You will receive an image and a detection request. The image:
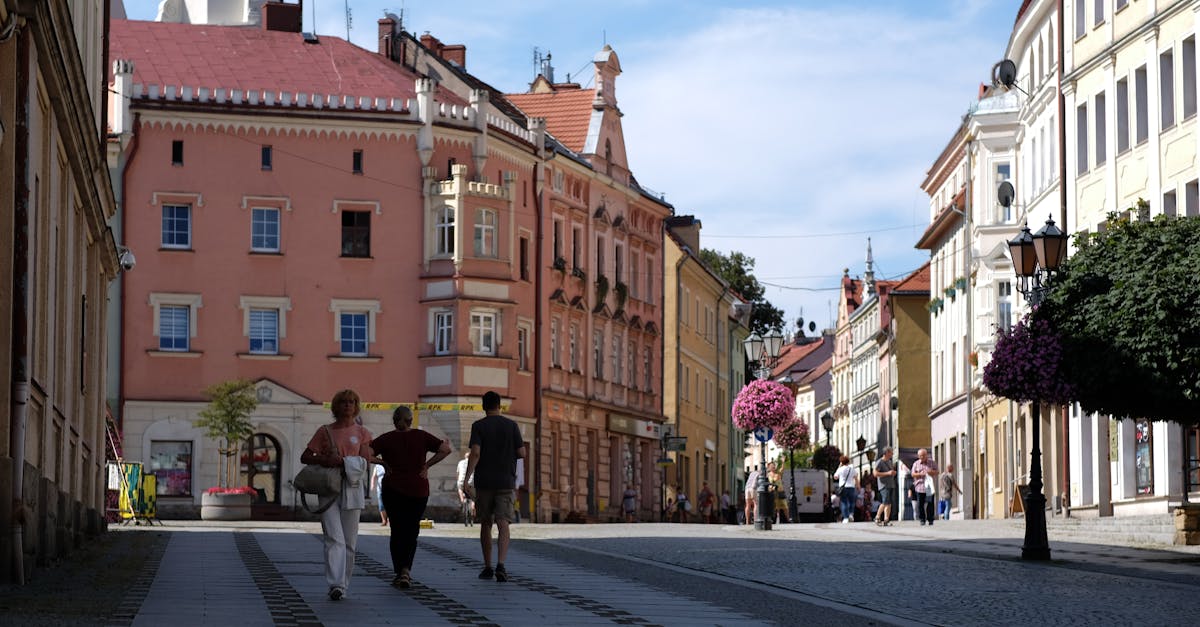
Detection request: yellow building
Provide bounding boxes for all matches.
[1,0,121,582]
[664,216,749,514]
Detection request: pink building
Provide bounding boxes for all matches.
[108,7,668,521]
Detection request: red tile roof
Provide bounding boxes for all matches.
[110,19,463,105]
[770,337,827,379]
[892,262,931,293]
[505,88,596,153]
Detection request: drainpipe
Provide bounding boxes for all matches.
[8,14,31,586]
[713,287,727,494]
[530,121,548,523]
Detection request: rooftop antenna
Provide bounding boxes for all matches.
[344,0,352,41]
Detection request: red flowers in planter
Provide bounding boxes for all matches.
[204,486,259,496]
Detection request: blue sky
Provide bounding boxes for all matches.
[122,0,1019,331]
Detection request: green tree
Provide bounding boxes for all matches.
[194,379,258,488]
[698,249,785,336]
[1035,207,1200,425]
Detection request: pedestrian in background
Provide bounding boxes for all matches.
[301,389,373,601]
[938,463,962,520]
[371,463,388,527]
[911,448,939,526]
[873,447,898,526]
[370,406,451,589]
[462,391,526,583]
[720,490,734,524]
[674,485,691,522]
[698,481,715,523]
[622,483,638,522]
[456,452,475,526]
[744,466,759,524]
[833,455,857,523]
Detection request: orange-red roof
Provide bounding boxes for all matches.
[770,336,827,379]
[892,262,931,293]
[505,88,596,153]
[110,19,461,105]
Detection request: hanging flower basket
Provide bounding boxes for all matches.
[775,418,810,450]
[732,380,795,432]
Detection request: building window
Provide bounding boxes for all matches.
[517,326,529,371]
[576,223,585,266]
[435,206,454,256]
[612,335,623,385]
[161,204,191,249]
[997,281,1013,333]
[1076,103,1089,174]
[341,210,370,257]
[261,145,272,170]
[330,299,380,357]
[171,140,184,166]
[352,149,363,174]
[251,207,280,252]
[1093,0,1104,26]
[474,208,497,257]
[340,313,368,355]
[1117,77,1130,153]
[593,330,604,378]
[995,163,1012,222]
[434,311,453,355]
[1164,190,1178,218]
[1184,37,1197,119]
[552,219,563,261]
[628,340,636,389]
[569,322,579,371]
[1094,91,1106,166]
[614,242,624,284]
[1135,65,1149,144]
[643,346,651,392]
[148,440,193,496]
[1135,418,1154,495]
[1161,49,1176,130]
[159,305,190,351]
[630,251,640,298]
[469,311,497,355]
[1187,180,1199,217]
[1074,0,1085,39]
[248,309,279,354]
[550,317,561,367]
[238,296,290,355]
[519,236,529,281]
[645,257,654,305]
[150,292,202,352]
[596,237,605,276]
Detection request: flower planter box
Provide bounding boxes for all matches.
[201,492,253,521]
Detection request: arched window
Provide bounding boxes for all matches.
[239,433,282,505]
[435,206,455,256]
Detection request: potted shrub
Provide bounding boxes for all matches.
[194,379,258,520]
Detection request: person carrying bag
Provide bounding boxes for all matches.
[294,426,343,513]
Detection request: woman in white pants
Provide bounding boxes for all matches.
[302,389,373,600]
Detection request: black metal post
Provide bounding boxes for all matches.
[1022,401,1051,560]
[754,441,772,530]
[788,448,797,522]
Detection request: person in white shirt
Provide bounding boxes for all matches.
[744,466,760,524]
[456,452,474,526]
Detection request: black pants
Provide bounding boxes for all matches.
[916,491,935,523]
[381,491,428,573]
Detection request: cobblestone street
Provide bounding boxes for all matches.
[2,518,1196,626]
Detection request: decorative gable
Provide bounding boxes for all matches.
[253,378,313,405]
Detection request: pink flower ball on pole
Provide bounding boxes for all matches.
[775,418,809,450]
[731,379,796,432]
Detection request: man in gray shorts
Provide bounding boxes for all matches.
[873,447,898,525]
[462,391,526,582]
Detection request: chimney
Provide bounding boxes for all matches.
[378,16,395,58]
[419,33,466,69]
[442,44,466,69]
[262,1,302,33]
[665,215,701,252]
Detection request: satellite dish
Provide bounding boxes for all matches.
[808,321,817,333]
[796,317,805,329]
[993,59,1018,89]
[997,180,1015,209]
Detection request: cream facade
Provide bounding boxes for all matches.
[1,0,122,582]
[1063,0,1199,515]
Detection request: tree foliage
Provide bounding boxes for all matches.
[194,379,258,488]
[698,249,785,336]
[1034,210,1200,425]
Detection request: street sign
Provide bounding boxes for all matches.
[753,427,774,443]
[655,457,674,467]
[664,436,687,452]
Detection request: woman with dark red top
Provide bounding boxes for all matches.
[370,405,451,588]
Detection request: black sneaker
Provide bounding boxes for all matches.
[478,566,494,580]
[329,587,344,601]
[494,565,508,583]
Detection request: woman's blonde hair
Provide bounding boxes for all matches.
[330,389,361,415]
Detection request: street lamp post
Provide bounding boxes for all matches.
[820,412,834,446]
[743,330,785,531]
[1006,214,1067,561]
[855,435,866,481]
